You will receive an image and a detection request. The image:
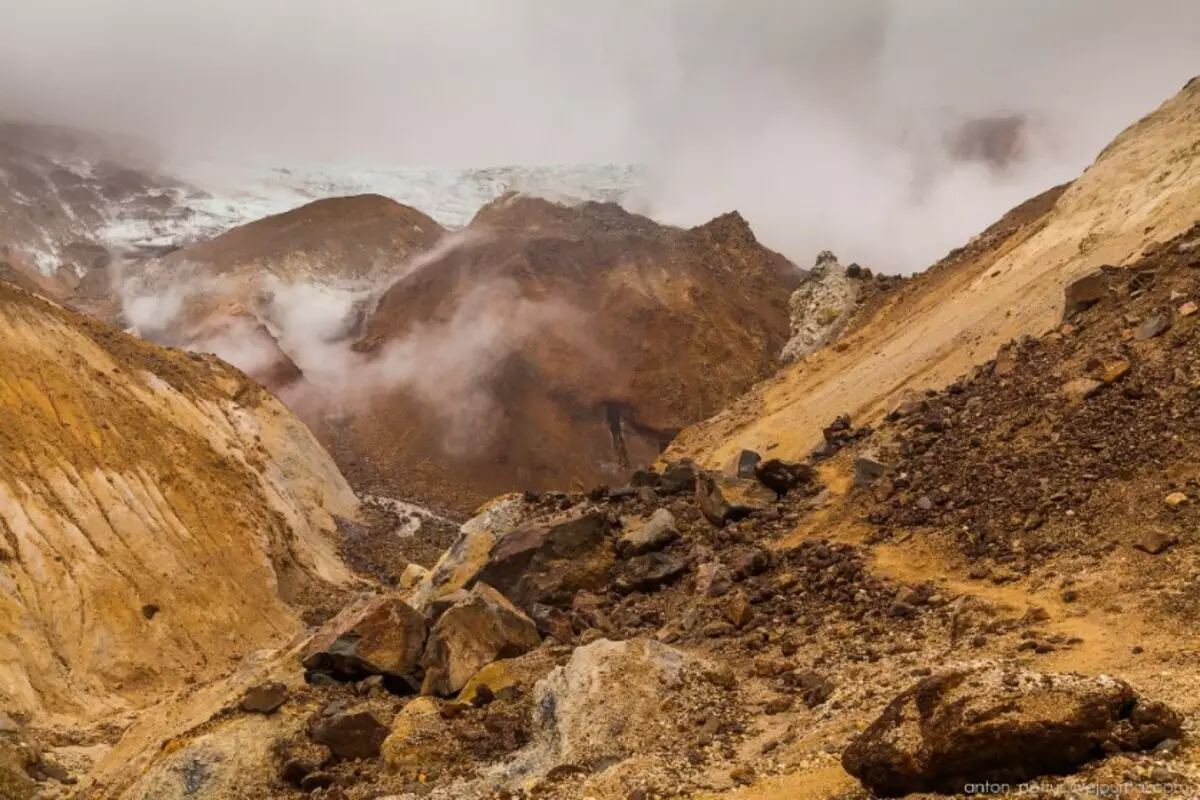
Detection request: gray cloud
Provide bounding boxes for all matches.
[2,0,1198,270]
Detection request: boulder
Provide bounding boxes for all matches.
[696,473,776,527]
[308,708,391,761]
[530,639,698,767]
[735,449,762,478]
[1135,314,1170,340]
[658,461,699,494]
[473,511,615,612]
[1062,269,1110,319]
[421,583,541,697]
[301,594,428,689]
[842,665,1182,797]
[239,681,289,714]
[754,459,815,495]
[411,495,529,609]
[618,508,679,557]
[381,697,454,774]
[854,454,887,488]
[616,552,688,593]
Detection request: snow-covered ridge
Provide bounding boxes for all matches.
[102,162,646,257]
[1,121,643,276]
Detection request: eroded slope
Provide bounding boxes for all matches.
[668,76,1200,469]
[0,279,358,724]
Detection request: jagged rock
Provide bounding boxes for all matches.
[530,603,575,642]
[308,708,390,761]
[854,454,887,488]
[1063,269,1110,318]
[473,511,615,612]
[695,472,732,527]
[301,594,428,688]
[695,562,733,598]
[781,252,860,363]
[239,681,289,714]
[411,495,529,609]
[754,458,815,495]
[1135,314,1170,340]
[725,591,754,629]
[381,697,454,774]
[396,563,429,592]
[618,508,679,557]
[420,583,541,697]
[736,449,762,478]
[659,461,699,494]
[696,473,776,526]
[842,665,1182,797]
[617,552,688,593]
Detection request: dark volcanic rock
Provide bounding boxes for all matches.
[308,709,390,761]
[736,449,762,478]
[617,552,688,593]
[474,511,614,611]
[842,665,1181,797]
[754,459,815,495]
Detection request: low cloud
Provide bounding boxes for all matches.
[4,2,1199,272]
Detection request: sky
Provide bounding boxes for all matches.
[2,0,1199,271]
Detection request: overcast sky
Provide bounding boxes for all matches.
[3,0,1198,270]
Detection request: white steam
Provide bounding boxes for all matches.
[114,236,584,456]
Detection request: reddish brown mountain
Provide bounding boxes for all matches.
[142,192,800,512]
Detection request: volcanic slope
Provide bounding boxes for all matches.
[666,76,1200,470]
[0,276,360,728]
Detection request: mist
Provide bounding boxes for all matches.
[3,1,1199,271]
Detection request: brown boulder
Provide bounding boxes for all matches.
[842,665,1181,797]
[616,552,688,594]
[308,709,390,761]
[696,473,777,527]
[473,511,615,611]
[1062,269,1110,319]
[420,583,541,696]
[239,681,289,714]
[301,594,429,689]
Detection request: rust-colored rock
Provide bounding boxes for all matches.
[420,584,541,697]
[301,595,429,689]
[472,511,615,612]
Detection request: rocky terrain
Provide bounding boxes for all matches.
[4,70,1200,800]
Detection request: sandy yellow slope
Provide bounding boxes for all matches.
[0,280,358,724]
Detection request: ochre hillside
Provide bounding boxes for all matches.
[0,278,359,725]
[667,76,1200,469]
